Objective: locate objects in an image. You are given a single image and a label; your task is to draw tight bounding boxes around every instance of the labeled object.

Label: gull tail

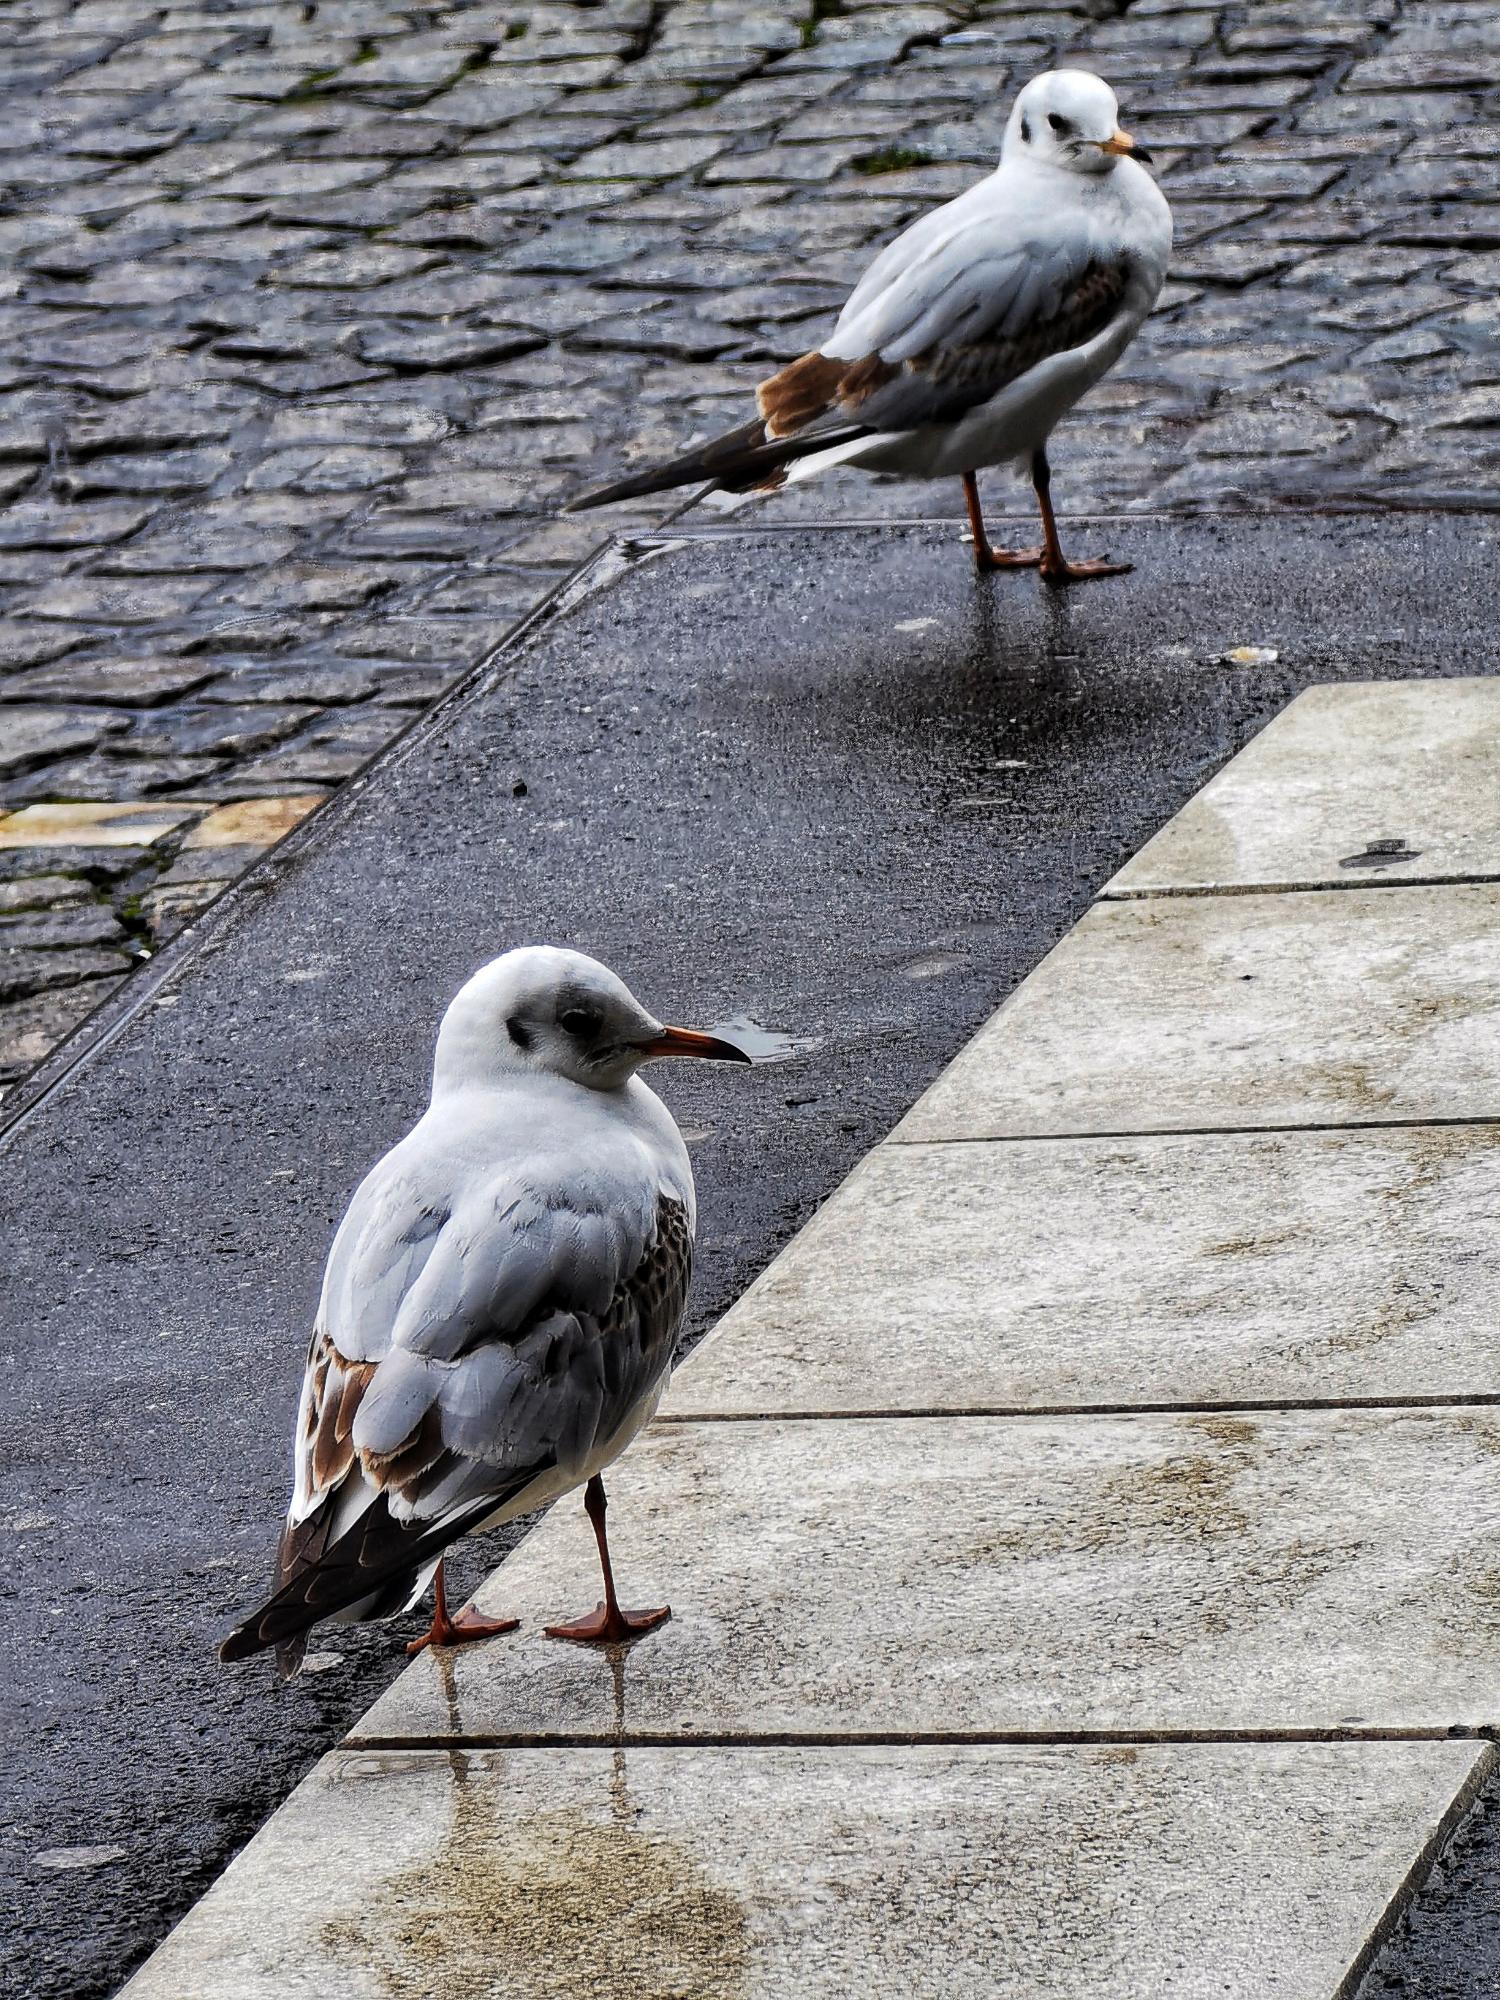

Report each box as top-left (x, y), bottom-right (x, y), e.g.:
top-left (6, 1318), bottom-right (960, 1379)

top-left (219, 1491), bottom-right (493, 1674)
top-left (562, 413), bottom-right (865, 513)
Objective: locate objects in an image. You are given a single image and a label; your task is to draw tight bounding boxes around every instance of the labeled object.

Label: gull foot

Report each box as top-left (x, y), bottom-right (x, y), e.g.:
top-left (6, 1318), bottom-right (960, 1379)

top-left (960, 532), bottom-right (1045, 572)
top-left (544, 1601), bottom-right (672, 1645)
top-left (406, 1608), bottom-right (520, 1655)
top-left (1039, 554), bottom-right (1133, 585)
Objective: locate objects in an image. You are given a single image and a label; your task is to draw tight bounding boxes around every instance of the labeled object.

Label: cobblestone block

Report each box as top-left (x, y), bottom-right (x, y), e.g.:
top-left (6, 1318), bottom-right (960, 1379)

top-left (0, 942), bottom-right (133, 1002)
top-left (7, 750), bottom-right (228, 800)
top-left (0, 706), bottom-right (129, 775)
top-left (53, 448), bottom-right (234, 498)
top-left (210, 562), bottom-right (401, 613)
top-left (180, 794), bottom-right (325, 849)
top-left (138, 878), bottom-right (220, 939)
top-left (0, 873), bottom-right (92, 913)
top-left (0, 657), bottom-right (216, 706)
top-left (0, 501), bottom-right (152, 550)
top-left (348, 323), bottom-right (545, 370)
top-left (0, 904), bottom-right (126, 950)
top-left (0, 798), bottom-right (202, 850)
top-left (0, 622), bottom-right (86, 670)
top-left (329, 614), bottom-right (515, 663)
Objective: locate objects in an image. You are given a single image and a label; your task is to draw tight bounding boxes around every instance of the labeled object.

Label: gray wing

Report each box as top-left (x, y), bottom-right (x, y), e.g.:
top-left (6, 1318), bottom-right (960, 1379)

top-left (293, 1171), bottom-right (691, 1532)
top-left (753, 192), bottom-right (1131, 445)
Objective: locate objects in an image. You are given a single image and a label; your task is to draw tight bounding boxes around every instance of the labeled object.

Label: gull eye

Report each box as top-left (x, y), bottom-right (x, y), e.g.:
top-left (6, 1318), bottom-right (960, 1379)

top-left (1048, 112), bottom-right (1071, 136)
top-left (559, 1006), bottom-right (601, 1038)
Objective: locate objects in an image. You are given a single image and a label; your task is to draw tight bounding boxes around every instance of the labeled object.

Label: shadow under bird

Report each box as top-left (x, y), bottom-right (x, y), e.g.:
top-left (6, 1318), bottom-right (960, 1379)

top-left (566, 69), bottom-right (1171, 584)
top-left (220, 947), bottom-right (752, 1677)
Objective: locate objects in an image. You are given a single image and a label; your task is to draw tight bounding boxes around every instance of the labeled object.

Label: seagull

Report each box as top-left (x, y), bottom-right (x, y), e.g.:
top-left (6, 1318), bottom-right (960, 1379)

top-left (565, 70), bottom-right (1171, 584)
top-left (219, 946), bottom-right (751, 1677)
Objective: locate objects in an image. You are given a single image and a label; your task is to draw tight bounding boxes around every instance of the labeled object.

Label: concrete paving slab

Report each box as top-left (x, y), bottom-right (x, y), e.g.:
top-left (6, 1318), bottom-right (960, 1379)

top-left (1107, 679), bottom-right (1500, 898)
top-left (356, 1409), bottom-right (1500, 1744)
top-left (118, 1740), bottom-right (1489, 2000)
top-left (897, 883), bottom-right (1500, 1143)
top-left (664, 1125), bottom-right (1500, 1417)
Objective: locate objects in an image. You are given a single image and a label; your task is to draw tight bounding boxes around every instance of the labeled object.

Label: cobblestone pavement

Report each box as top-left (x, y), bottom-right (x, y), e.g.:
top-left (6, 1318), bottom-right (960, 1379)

top-left (0, 0), bottom-right (1494, 1092)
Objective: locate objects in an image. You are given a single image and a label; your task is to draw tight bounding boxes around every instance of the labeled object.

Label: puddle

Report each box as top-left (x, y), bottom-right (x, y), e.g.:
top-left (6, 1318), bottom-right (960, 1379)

top-left (324, 1749), bottom-right (751, 2000)
top-left (705, 1014), bottom-right (819, 1064)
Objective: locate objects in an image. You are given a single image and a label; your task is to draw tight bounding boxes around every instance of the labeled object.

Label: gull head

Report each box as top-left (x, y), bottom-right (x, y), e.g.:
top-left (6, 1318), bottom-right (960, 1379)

top-left (434, 945), bottom-right (751, 1094)
top-left (1005, 70), bottom-right (1152, 176)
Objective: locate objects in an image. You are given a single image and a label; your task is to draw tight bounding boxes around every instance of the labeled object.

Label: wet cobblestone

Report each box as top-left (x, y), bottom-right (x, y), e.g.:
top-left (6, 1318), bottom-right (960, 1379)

top-left (0, 0), bottom-right (1494, 1089)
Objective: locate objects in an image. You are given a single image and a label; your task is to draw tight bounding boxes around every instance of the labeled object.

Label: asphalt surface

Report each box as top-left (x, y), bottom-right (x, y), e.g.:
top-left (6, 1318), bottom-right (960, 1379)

top-left (5, 513), bottom-right (1500, 2000)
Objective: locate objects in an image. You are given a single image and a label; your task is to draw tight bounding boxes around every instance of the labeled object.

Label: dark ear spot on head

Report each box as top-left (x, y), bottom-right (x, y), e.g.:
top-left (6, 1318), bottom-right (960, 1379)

top-left (1020, 114), bottom-right (1031, 144)
top-left (1048, 111), bottom-right (1070, 135)
top-left (507, 1015), bottom-right (533, 1051)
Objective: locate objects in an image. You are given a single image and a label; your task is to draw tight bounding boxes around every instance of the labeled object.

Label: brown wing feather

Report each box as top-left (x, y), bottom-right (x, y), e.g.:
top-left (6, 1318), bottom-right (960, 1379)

top-left (756, 350), bottom-right (898, 439)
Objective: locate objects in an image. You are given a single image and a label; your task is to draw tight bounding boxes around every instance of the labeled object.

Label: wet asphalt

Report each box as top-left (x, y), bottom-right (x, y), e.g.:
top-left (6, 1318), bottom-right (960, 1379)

top-left (4, 512), bottom-right (1500, 2000)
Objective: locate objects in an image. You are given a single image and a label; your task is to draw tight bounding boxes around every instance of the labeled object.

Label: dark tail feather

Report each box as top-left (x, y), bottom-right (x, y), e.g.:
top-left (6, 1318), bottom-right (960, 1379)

top-left (218, 1493), bottom-right (493, 1668)
top-left (563, 414), bottom-right (867, 513)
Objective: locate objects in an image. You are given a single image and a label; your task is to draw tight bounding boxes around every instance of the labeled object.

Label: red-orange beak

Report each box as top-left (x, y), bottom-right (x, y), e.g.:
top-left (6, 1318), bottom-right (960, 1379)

top-left (1099, 127), bottom-right (1152, 163)
top-left (637, 1025), bottom-right (752, 1064)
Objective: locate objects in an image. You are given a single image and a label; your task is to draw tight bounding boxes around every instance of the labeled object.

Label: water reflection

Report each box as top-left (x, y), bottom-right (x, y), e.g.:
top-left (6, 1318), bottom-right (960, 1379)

top-left (705, 1013), bottom-right (821, 1064)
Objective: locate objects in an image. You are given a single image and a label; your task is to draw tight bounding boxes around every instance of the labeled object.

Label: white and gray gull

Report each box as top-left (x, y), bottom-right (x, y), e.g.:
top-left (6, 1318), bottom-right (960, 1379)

top-left (566, 70), bottom-right (1172, 584)
top-left (220, 946), bottom-right (751, 1676)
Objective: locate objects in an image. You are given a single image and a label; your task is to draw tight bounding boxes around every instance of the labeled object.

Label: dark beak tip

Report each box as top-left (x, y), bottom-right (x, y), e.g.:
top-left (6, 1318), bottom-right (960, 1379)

top-left (645, 1026), bottom-right (754, 1064)
top-left (1134, 143), bottom-right (1154, 163)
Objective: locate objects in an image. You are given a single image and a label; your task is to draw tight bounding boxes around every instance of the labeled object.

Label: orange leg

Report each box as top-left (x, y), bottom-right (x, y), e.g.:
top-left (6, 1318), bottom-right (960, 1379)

top-left (960, 470), bottom-right (1044, 573)
top-left (406, 1556), bottom-right (519, 1655)
top-left (1031, 447), bottom-right (1131, 585)
top-left (545, 1476), bottom-right (671, 1645)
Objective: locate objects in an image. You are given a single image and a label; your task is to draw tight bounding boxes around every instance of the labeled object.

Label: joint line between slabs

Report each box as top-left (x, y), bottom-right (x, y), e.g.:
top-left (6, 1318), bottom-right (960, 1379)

top-left (655, 1394), bottom-right (1500, 1426)
top-left (1103, 873), bottom-right (1500, 901)
top-left (342, 1726), bottom-right (1500, 1755)
top-left (889, 1112), bottom-right (1500, 1147)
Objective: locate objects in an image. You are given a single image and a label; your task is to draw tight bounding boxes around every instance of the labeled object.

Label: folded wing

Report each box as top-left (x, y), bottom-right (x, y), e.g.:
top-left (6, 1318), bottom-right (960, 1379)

top-left (220, 1163), bottom-right (691, 1667)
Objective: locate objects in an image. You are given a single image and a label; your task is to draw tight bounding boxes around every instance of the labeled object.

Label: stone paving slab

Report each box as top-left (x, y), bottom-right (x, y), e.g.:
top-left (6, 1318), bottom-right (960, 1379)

top-left (896, 882), bottom-right (1500, 1144)
top-left (663, 1124), bottom-right (1500, 1418)
top-left (1107, 678), bottom-right (1500, 898)
top-left (117, 1740), bottom-right (1490, 2000)
top-left (354, 1409), bottom-right (1500, 1744)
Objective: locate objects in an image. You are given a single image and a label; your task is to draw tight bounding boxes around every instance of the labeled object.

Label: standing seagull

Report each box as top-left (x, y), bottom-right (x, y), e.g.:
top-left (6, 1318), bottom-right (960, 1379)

top-left (565, 70), bottom-right (1171, 584)
top-left (220, 947), bottom-right (750, 1676)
